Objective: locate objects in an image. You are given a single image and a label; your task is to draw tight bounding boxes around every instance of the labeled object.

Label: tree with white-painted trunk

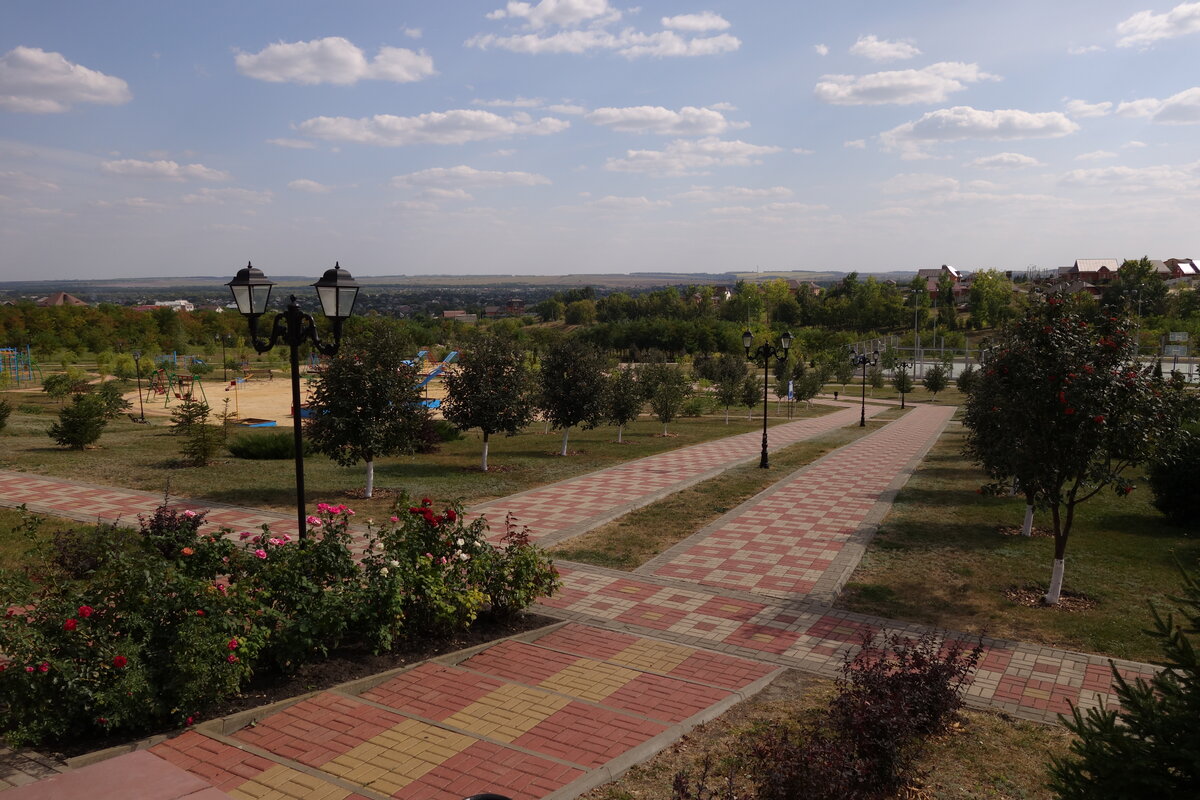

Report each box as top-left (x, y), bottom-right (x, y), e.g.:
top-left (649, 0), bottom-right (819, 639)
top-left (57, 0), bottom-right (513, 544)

top-left (442, 332), bottom-right (535, 472)
top-left (963, 294), bottom-right (1196, 605)
top-left (713, 353), bottom-right (748, 424)
top-left (640, 361), bottom-right (691, 435)
top-left (538, 339), bottom-right (607, 456)
top-left (305, 320), bottom-right (427, 498)
top-left (604, 366), bottom-right (643, 443)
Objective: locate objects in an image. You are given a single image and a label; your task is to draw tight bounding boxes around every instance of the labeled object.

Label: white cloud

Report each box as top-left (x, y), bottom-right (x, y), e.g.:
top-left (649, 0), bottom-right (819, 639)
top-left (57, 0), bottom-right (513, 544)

top-left (1117, 2), bottom-right (1200, 47)
top-left (849, 35), bottom-right (921, 61)
top-left (288, 179), bottom-right (331, 193)
top-left (880, 173), bottom-right (959, 194)
top-left (844, 139), bottom-right (867, 149)
top-left (590, 195), bottom-right (670, 210)
top-left (814, 43), bottom-right (829, 56)
top-left (814, 62), bottom-right (998, 106)
top-left (391, 165), bottom-right (551, 189)
top-left (1125, 140), bottom-right (1148, 148)
top-left (472, 96), bottom-right (544, 107)
top-left (1075, 150), bottom-right (1117, 161)
top-left (403, 27), bottom-right (423, 39)
top-left (490, 148), bottom-right (517, 156)
top-left (0, 46), bottom-right (131, 113)
top-left (969, 152), bottom-right (1043, 168)
top-left (1065, 99), bottom-right (1112, 118)
top-left (546, 103), bottom-right (586, 114)
top-left (181, 187), bottom-right (273, 205)
top-left (1060, 161), bottom-right (1200, 191)
top-left (604, 137), bottom-right (782, 176)
top-left (235, 37), bottom-right (434, 85)
top-left (792, 147), bottom-right (814, 155)
top-left (296, 109), bottom-right (570, 146)
top-left (421, 187), bottom-right (474, 201)
top-left (661, 12), bottom-right (731, 32)
top-left (485, 0), bottom-right (621, 29)
top-left (0, 171), bottom-right (59, 192)
top-left (881, 106), bottom-right (1079, 157)
top-left (1067, 44), bottom-right (1104, 55)
top-left (585, 105), bottom-right (744, 135)
top-left (1116, 87), bottom-right (1200, 124)
top-left (267, 138), bottom-right (317, 149)
top-left (101, 159), bottom-right (230, 182)
top-left (672, 185), bottom-right (794, 202)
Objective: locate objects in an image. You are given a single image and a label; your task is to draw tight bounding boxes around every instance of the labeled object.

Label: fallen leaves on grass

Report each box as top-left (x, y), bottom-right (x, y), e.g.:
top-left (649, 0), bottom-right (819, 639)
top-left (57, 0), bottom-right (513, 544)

top-left (998, 525), bottom-right (1054, 538)
top-left (1004, 585), bottom-right (1097, 611)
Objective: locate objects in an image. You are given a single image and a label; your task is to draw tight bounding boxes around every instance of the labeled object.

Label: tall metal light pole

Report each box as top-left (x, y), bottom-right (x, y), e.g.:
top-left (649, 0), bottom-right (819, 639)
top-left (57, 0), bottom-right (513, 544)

top-left (912, 286), bottom-right (924, 378)
top-left (226, 262), bottom-right (360, 540)
top-left (743, 330), bottom-right (793, 469)
top-left (849, 347), bottom-right (879, 426)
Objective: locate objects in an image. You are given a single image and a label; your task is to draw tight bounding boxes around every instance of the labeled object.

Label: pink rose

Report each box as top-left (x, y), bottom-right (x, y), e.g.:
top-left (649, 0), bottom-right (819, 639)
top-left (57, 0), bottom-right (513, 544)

top-left (254, 549), bottom-right (267, 559)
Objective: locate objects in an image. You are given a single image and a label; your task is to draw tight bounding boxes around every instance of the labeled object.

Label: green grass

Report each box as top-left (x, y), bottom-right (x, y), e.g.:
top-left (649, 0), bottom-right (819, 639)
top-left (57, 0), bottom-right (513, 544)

top-left (838, 424), bottom-right (1200, 663)
top-left (552, 409), bottom-right (908, 569)
top-left (822, 380), bottom-right (967, 406)
top-left (0, 506), bottom-right (79, 571)
top-left (0, 387), bottom-right (834, 523)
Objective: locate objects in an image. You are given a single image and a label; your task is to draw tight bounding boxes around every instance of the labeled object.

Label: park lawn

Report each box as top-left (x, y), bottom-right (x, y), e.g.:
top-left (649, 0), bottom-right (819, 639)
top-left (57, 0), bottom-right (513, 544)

top-left (0, 506), bottom-right (83, 571)
top-left (822, 379), bottom-right (966, 406)
top-left (551, 408), bottom-right (907, 569)
top-left (0, 387), bottom-right (830, 522)
top-left (579, 669), bottom-right (1070, 800)
top-left (838, 423), bottom-right (1200, 664)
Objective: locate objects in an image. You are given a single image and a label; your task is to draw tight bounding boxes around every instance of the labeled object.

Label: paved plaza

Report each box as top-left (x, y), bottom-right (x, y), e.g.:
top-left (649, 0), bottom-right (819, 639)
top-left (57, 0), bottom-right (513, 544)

top-left (0, 402), bottom-right (1159, 799)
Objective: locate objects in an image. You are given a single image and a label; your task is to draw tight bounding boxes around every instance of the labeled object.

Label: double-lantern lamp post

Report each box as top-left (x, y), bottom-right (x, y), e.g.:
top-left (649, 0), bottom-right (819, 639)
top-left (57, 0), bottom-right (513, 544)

top-left (744, 330), bottom-right (793, 469)
top-left (895, 359), bottom-right (912, 409)
top-left (225, 262), bottom-right (360, 540)
top-left (849, 347), bottom-right (879, 427)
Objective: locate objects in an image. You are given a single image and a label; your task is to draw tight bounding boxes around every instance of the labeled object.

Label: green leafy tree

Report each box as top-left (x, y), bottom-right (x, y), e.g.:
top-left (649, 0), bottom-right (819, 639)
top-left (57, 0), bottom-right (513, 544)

top-left (956, 364), bottom-right (979, 394)
top-left (42, 370), bottom-right (86, 404)
top-left (305, 323), bottom-right (427, 497)
top-left (963, 296), bottom-right (1196, 604)
top-left (564, 299), bottom-right (597, 325)
top-left (868, 365), bottom-right (885, 391)
top-left (1049, 563), bottom-right (1200, 798)
top-left (442, 332), bottom-right (536, 471)
top-left (1101, 256), bottom-right (1168, 317)
top-left (713, 354), bottom-right (749, 423)
top-left (48, 393), bottom-right (107, 449)
top-left (534, 298), bottom-right (565, 322)
top-left (891, 363), bottom-right (914, 408)
top-left (922, 363), bottom-right (949, 398)
top-left (604, 366), bottom-right (643, 443)
top-left (742, 374), bottom-right (760, 420)
top-left (1147, 422), bottom-right (1200, 528)
top-left (640, 362), bottom-right (691, 435)
top-left (967, 269), bottom-right (1014, 329)
top-left (539, 338), bottom-right (608, 455)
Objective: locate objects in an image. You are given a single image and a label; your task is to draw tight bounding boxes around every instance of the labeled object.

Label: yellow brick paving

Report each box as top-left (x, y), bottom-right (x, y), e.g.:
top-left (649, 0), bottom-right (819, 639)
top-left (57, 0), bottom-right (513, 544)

top-left (443, 684), bottom-right (571, 742)
top-left (321, 718), bottom-right (475, 797)
top-left (538, 659), bottom-right (641, 702)
top-left (230, 764), bottom-right (351, 800)
top-left (608, 639), bottom-right (694, 673)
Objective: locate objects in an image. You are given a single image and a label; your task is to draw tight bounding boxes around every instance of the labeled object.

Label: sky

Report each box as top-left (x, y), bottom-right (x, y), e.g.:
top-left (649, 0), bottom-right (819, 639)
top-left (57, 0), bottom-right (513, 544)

top-left (1, 0), bottom-right (1199, 281)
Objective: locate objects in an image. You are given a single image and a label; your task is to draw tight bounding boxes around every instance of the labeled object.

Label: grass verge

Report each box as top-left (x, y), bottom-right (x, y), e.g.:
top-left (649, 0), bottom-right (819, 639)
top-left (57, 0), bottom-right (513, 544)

top-left (0, 390), bottom-right (833, 523)
top-left (579, 670), bottom-right (1071, 800)
top-left (550, 409), bottom-right (907, 570)
top-left (838, 423), bottom-right (1200, 663)
top-left (0, 506), bottom-right (77, 571)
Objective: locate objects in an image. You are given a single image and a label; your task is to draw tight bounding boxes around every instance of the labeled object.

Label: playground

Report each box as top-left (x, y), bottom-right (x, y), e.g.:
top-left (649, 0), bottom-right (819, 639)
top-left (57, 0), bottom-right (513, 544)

top-left (123, 350), bottom-right (454, 426)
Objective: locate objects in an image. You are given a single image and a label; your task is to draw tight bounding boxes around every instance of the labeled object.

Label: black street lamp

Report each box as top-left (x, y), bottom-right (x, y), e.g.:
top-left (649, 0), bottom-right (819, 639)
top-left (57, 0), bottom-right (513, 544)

top-left (132, 349), bottom-right (145, 421)
top-left (226, 262), bottom-right (360, 540)
top-left (849, 347), bottom-right (879, 427)
top-left (895, 360), bottom-right (912, 409)
top-left (743, 329), bottom-right (793, 468)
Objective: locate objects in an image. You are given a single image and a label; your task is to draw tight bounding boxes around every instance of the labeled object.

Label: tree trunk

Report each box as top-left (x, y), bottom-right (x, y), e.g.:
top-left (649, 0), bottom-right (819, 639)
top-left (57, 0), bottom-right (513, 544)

top-left (560, 428), bottom-right (570, 456)
top-left (617, 424), bottom-right (624, 443)
top-left (1021, 503), bottom-right (1034, 537)
top-left (663, 421), bottom-right (668, 435)
top-left (1044, 502), bottom-right (1071, 605)
top-left (365, 458), bottom-right (374, 498)
top-left (724, 407), bottom-right (729, 424)
top-left (481, 430), bottom-right (490, 472)
top-left (1045, 558), bottom-right (1066, 605)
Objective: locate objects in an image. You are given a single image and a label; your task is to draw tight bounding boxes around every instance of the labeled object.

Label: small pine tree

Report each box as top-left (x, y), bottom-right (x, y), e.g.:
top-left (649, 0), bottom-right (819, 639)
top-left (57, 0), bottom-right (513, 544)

top-left (170, 398), bottom-right (210, 436)
top-left (956, 363), bottom-right (978, 394)
top-left (1048, 562), bottom-right (1200, 798)
top-left (922, 363), bottom-right (949, 399)
top-left (94, 380), bottom-right (133, 419)
top-left (48, 393), bottom-right (108, 449)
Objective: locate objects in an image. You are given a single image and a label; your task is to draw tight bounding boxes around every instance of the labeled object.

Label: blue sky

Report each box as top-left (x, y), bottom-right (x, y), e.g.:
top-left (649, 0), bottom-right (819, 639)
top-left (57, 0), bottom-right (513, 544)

top-left (1, 0), bottom-right (1198, 280)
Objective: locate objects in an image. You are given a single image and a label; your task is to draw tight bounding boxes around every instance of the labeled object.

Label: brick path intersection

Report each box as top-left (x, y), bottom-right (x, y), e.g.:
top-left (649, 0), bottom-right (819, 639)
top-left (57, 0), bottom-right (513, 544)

top-left (0, 403), bottom-right (1160, 799)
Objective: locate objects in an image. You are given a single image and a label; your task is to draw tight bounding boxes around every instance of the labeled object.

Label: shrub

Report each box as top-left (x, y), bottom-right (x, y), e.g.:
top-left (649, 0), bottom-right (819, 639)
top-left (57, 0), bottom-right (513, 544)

top-left (1148, 423), bottom-right (1200, 528)
top-left (17, 404), bottom-right (42, 415)
top-left (956, 363), bottom-right (979, 394)
top-left (227, 431), bottom-right (307, 459)
top-left (94, 380), bottom-right (133, 420)
top-left (680, 395), bottom-right (711, 417)
top-left (171, 399), bottom-right (220, 466)
top-left (432, 419), bottom-right (463, 442)
top-left (0, 398), bottom-right (10, 433)
top-left (48, 393), bottom-right (108, 449)
top-left (49, 522), bottom-right (140, 580)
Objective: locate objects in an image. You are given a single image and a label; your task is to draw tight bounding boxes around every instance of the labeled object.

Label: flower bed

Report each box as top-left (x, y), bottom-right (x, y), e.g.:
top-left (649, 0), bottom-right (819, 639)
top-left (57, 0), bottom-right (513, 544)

top-left (0, 498), bottom-right (559, 747)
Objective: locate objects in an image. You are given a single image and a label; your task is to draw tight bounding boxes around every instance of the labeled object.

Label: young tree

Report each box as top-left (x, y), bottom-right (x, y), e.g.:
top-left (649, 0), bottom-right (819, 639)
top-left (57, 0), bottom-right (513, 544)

top-left (955, 363), bottom-right (979, 394)
top-left (712, 354), bottom-right (748, 423)
top-left (922, 363), bottom-right (949, 399)
top-left (891, 363), bottom-right (914, 409)
top-left (1049, 563), bottom-right (1200, 798)
top-left (442, 332), bottom-right (536, 471)
top-left (641, 362), bottom-right (691, 435)
top-left (742, 375), bottom-right (760, 420)
top-left (48, 393), bottom-right (107, 449)
top-left (963, 296), bottom-right (1196, 604)
top-left (170, 399), bottom-right (220, 466)
top-left (539, 338), bottom-right (608, 456)
top-left (868, 365), bottom-right (885, 391)
top-left (605, 366), bottom-right (643, 443)
top-left (305, 323), bottom-right (427, 497)
top-left (95, 380), bottom-right (133, 419)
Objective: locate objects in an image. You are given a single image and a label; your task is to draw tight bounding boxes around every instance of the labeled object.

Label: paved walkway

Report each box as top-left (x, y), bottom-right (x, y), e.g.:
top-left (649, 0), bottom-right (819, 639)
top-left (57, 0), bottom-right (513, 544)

top-left (0, 405), bottom-right (1161, 799)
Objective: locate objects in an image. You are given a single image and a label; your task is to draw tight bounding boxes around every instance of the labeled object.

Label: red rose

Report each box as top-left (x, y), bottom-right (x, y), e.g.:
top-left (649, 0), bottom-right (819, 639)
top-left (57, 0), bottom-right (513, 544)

top-left (38, 662), bottom-right (49, 673)
top-left (196, 610), bottom-right (205, 616)
top-left (1065, 407), bottom-right (1076, 415)
top-left (445, 508), bottom-right (457, 522)
top-left (1093, 415), bottom-right (1105, 423)
top-left (181, 547), bottom-right (194, 556)
top-left (63, 618), bottom-right (77, 632)
top-left (78, 605), bottom-right (94, 618)
top-left (112, 655), bottom-right (128, 668)
top-left (227, 654), bottom-right (238, 663)
top-left (186, 716), bottom-right (194, 726)
top-left (227, 638), bottom-right (239, 650)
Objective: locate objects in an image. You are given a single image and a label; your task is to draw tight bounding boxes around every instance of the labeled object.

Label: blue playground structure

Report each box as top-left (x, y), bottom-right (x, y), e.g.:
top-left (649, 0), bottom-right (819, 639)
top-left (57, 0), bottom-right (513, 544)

top-left (0, 345), bottom-right (41, 387)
